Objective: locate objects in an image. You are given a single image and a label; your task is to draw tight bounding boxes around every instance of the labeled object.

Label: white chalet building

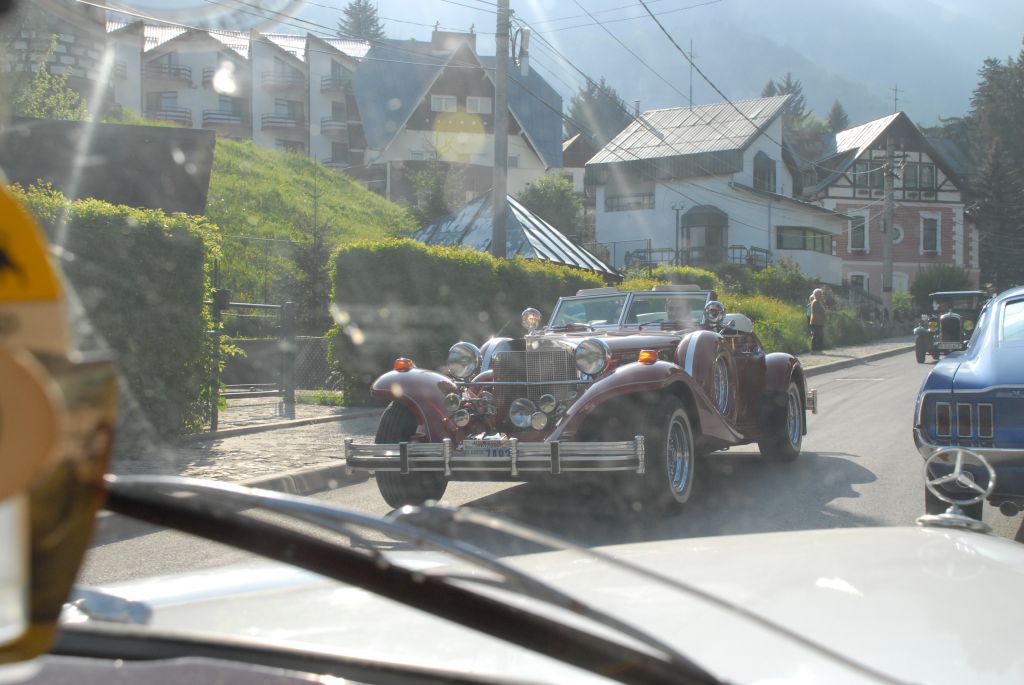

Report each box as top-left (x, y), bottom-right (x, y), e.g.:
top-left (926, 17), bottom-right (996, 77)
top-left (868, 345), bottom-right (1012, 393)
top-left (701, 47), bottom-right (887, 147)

top-left (586, 96), bottom-right (847, 283)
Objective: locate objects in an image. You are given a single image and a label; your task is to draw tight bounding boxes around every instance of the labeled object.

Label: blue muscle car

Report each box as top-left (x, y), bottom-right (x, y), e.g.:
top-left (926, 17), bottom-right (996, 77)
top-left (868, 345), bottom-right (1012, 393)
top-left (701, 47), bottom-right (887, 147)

top-left (914, 285), bottom-right (1024, 519)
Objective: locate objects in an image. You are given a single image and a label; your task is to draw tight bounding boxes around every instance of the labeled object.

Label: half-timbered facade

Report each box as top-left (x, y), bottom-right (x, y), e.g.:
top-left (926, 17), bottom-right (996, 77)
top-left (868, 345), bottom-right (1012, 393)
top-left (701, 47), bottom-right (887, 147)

top-left (800, 112), bottom-right (978, 296)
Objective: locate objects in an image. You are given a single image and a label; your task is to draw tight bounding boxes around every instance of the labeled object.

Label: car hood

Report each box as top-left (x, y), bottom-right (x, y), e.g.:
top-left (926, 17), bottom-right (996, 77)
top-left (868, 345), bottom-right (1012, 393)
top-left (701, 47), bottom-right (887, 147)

top-left (76, 526), bottom-right (1024, 684)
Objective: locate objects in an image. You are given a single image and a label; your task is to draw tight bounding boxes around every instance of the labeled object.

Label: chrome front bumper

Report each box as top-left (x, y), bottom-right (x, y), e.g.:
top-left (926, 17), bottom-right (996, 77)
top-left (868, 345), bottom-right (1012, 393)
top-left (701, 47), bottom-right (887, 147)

top-left (344, 436), bottom-right (645, 476)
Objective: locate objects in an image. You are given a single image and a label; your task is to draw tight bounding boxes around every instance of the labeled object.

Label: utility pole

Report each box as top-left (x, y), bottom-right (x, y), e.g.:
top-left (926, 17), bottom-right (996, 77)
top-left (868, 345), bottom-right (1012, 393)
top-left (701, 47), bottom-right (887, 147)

top-left (882, 135), bottom-right (895, 313)
top-left (491, 0), bottom-right (510, 259)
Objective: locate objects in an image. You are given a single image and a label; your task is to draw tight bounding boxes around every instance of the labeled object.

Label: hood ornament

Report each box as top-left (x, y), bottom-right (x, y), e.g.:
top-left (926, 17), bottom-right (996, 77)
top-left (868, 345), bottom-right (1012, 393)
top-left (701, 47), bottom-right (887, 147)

top-left (917, 447), bottom-right (996, 534)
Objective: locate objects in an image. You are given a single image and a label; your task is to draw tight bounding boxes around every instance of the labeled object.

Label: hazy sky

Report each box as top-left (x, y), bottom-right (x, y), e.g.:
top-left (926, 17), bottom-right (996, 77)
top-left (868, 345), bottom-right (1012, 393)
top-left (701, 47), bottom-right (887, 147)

top-left (126, 1), bottom-right (1024, 123)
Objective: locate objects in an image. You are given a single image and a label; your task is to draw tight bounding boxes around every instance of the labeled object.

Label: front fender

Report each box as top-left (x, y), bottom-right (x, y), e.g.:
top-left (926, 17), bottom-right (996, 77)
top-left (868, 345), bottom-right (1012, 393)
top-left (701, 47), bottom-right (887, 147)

top-left (763, 353), bottom-right (806, 435)
top-left (550, 361), bottom-right (743, 444)
top-left (371, 368), bottom-right (458, 442)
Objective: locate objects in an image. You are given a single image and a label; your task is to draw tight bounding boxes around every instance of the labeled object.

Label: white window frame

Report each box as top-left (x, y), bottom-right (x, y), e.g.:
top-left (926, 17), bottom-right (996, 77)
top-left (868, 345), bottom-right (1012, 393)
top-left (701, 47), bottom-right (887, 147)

top-left (466, 96), bottom-right (492, 114)
top-left (849, 212), bottom-right (869, 253)
top-left (409, 150), bottom-right (426, 161)
top-left (430, 94), bottom-right (457, 112)
top-left (848, 272), bottom-right (870, 292)
top-left (893, 272), bottom-right (909, 294)
top-left (507, 154), bottom-right (520, 169)
top-left (920, 212), bottom-right (941, 255)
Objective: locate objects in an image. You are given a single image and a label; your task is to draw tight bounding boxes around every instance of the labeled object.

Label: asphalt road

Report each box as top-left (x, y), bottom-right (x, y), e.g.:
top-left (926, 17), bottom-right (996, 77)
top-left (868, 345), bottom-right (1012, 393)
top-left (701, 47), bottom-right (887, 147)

top-left (78, 351), bottom-right (1023, 586)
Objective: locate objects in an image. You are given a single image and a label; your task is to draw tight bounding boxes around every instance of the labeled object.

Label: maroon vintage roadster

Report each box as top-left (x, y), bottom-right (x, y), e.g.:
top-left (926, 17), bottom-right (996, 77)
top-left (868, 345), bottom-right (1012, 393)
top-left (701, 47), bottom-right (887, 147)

top-left (345, 286), bottom-right (817, 511)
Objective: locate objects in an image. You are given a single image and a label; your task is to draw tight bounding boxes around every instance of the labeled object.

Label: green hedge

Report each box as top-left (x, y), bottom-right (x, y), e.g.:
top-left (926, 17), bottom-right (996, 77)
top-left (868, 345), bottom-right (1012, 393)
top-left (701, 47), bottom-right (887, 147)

top-left (328, 239), bottom-right (604, 400)
top-left (13, 184), bottom-right (219, 438)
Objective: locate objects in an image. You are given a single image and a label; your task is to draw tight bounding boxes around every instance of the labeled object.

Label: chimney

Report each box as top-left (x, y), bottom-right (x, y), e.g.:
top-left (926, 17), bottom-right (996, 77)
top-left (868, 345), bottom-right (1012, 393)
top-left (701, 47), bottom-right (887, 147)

top-left (634, 100), bottom-right (640, 117)
top-left (432, 30), bottom-right (477, 53)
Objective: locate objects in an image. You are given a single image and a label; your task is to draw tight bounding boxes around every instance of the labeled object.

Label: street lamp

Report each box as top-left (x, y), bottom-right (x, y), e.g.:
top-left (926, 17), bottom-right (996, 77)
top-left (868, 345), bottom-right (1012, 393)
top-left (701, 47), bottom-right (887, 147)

top-left (671, 201), bottom-right (686, 265)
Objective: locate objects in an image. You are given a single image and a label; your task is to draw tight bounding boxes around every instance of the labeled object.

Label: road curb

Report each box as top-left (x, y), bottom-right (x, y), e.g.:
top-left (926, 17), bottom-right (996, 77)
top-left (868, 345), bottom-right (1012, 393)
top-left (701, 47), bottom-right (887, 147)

top-left (179, 409), bottom-right (381, 443)
top-left (803, 345), bottom-right (914, 377)
top-left (240, 460), bottom-right (370, 495)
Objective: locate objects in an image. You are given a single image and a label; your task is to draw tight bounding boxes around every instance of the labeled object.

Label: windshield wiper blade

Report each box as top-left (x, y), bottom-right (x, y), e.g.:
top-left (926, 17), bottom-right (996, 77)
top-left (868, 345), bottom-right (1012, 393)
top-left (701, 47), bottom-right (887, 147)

top-left (551, 322), bottom-right (595, 332)
top-left (103, 475), bottom-right (720, 685)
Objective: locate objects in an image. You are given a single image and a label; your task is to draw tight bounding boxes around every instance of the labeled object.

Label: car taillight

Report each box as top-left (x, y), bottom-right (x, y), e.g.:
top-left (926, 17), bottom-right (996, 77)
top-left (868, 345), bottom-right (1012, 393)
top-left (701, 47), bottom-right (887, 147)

top-left (957, 403), bottom-right (972, 438)
top-left (978, 403), bottom-right (994, 438)
top-left (936, 402), bottom-right (951, 437)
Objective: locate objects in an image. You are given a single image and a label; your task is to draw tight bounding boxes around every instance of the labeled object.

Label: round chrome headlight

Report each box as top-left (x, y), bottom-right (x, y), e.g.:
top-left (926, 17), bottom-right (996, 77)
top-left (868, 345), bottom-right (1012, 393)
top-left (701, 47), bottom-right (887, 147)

top-left (575, 338), bottom-right (611, 376)
top-left (509, 398), bottom-right (537, 429)
top-left (443, 393), bottom-right (462, 413)
top-left (703, 300), bottom-right (726, 326)
top-left (447, 341), bottom-right (481, 380)
top-left (452, 409), bottom-right (471, 428)
top-left (530, 412), bottom-right (548, 430)
top-left (964, 319), bottom-right (975, 332)
top-left (521, 308), bottom-right (543, 333)
top-left (537, 393), bottom-right (557, 414)
top-left (927, 320), bottom-right (938, 333)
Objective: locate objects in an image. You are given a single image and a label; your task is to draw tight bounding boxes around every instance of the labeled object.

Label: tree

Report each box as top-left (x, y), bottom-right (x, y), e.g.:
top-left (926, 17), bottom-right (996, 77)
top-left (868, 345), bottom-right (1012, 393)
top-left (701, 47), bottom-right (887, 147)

top-left (517, 175), bottom-right (584, 242)
top-left (407, 158), bottom-right (464, 228)
top-left (760, 80), bottom-right (778, 97)
top-left (910, 264), bottom-right (972, 311)
top-left (971, 140), bottom-right (1024, 291)
top-left (775, 72), bottom-right (809, 128)
top-left (827, 100), bottom-right (849, 133)
top-left (12, 36), bottom-right (89, 120)
top-left (566, 77), bottom-right (633, 149)
top-left (337, 0), bottom-right (385, 42)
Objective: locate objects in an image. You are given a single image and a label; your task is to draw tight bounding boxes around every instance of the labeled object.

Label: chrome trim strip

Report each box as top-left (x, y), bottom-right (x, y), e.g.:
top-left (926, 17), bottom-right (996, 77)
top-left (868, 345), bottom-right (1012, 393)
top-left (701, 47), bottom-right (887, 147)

top-left (684, 336), bottom-right (697, 376)
top-left (920, 385), bottom-right (1024, 397)
top-left (463, 380), bottom-right (590, 387)
top-left (636, 435), bottom-right (645, 474)
top-left (510, 438), bottom-right (519, 477)
top-left (442, 438), bottom-right (452, 476)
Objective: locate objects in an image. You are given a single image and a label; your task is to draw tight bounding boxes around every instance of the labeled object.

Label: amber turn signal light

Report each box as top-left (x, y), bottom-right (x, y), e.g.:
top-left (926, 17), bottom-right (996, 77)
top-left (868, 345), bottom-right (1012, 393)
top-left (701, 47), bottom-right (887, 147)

top-left (638, 350), bottom-right (658, 365)
top-left (393, 358), bottom-right (415, 372)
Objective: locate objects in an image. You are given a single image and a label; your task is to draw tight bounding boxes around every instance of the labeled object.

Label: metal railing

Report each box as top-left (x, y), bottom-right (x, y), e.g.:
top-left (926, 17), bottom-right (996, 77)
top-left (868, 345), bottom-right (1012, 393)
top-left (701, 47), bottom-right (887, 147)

top-left (261, 113), bottom-right (305, 129)
top-left (146, 62), bottom-right (192, 83)
top-left (203, 110), bottom-right (245, 127)
top-left (320, 117), bottom-right (347, 135)
top-left (619, 244), bottom-right (773, 270)
top-left (146, 107), bottom-right (192, 126)
top-left (325, 158), bottom-right (349, 169)
top-left (201, 66), bottom-right (215, 87)
top-left (320, 74), bottom-right (349, 92)
top-left (262, 71), bottom-right (307, 88)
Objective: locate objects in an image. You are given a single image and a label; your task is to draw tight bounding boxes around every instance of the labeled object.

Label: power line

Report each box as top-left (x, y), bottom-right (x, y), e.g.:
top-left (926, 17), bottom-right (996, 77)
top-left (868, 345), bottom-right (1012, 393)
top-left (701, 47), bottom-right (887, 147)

top-left (537, 0), bottom-right (723, 34)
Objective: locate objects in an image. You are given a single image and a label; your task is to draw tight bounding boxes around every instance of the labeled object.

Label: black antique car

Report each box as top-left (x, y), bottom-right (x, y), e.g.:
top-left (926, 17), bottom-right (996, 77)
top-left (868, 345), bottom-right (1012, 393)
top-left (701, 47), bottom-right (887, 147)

top-left (914, 291), bottom-right (987, 363)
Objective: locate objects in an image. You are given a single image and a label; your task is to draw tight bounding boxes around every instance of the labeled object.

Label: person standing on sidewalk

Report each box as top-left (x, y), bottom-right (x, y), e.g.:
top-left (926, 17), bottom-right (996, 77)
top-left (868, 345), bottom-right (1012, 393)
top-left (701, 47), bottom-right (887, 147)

top-left (809, 288), bottom-right (827, 352)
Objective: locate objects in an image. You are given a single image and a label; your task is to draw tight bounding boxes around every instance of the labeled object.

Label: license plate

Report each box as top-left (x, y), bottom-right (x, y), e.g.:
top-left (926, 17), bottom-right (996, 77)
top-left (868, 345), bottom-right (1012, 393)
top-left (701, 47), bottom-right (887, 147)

top-left (462, 439), bottom-right (514, 459)
top-left (936, 342), bottom-right (961, 349)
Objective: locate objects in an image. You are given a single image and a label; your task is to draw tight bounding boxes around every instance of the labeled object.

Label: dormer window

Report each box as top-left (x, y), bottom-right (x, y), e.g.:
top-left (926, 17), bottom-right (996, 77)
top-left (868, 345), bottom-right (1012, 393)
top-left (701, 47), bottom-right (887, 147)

top-left (753, 151), bottom-right (776, 193)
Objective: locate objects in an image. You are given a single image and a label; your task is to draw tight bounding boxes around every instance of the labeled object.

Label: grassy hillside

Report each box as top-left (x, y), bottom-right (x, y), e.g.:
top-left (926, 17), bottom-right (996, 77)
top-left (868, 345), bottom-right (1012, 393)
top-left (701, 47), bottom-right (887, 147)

top-left (206, 138), bottom-right (415, 312)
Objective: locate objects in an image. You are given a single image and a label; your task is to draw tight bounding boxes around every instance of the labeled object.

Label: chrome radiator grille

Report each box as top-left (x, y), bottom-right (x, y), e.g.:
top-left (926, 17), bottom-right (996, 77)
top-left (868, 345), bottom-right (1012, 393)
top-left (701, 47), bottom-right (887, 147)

top-left (940, 315), bottom-right (962, 342)
top-left (492, 348), bottom-right (579, 412)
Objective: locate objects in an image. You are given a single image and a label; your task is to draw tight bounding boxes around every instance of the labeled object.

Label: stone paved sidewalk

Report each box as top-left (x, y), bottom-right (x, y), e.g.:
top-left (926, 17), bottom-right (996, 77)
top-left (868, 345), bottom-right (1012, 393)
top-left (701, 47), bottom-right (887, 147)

top-left (108, 336), bottom-right (913, 483)
top-left (795, 335), bottom-right (914, 371)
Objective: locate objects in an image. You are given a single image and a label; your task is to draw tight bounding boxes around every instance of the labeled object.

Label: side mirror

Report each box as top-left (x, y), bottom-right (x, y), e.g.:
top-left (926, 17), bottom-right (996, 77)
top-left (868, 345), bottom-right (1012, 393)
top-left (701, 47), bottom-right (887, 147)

top-left (0, 187), bottom-right (117, 664)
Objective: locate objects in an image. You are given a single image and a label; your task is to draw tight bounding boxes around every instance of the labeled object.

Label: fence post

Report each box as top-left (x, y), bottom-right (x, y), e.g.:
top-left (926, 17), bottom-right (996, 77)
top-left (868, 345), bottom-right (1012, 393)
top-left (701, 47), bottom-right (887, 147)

top-left (281, 301), bottom-right (296, 419)
top-left (210, 288), bottom-right (231, 432)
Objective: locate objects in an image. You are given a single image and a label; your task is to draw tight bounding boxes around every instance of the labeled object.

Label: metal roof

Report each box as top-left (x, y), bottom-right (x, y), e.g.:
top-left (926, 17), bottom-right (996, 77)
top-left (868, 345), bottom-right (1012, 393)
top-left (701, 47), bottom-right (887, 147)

top-left (353, 40), bottom-right (562, 168)
top-left (833, 112), bottom-right (900, 159)
top-left (588, 95), bottom-right (791, 167)
top-left (106, 22), bottom-right (369, 62)
top-left (415, 191), bottom-right (617, 277)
